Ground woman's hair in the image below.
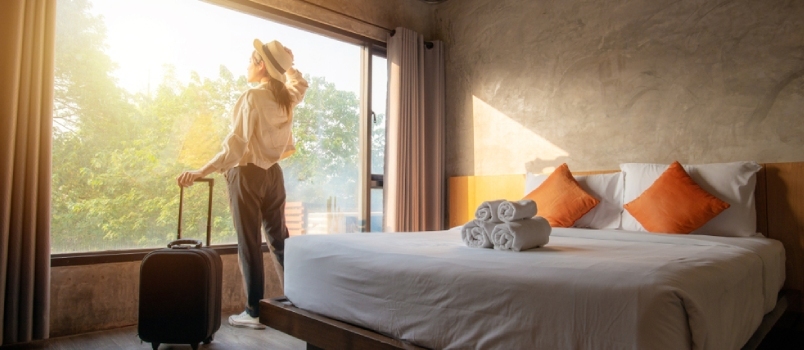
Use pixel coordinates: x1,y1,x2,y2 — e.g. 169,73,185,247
268,78,293,115
253,52,293,114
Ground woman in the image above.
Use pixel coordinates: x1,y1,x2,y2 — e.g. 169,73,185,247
177,39,308,329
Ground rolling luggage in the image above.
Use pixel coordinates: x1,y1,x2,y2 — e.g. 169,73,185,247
138,178,222,350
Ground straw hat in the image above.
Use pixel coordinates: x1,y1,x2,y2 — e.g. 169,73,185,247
253,39,293,83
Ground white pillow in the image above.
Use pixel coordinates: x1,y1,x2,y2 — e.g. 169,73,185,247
525,172,623,229
620,161,762,237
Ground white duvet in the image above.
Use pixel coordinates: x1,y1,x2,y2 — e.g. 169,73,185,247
284,228,785,350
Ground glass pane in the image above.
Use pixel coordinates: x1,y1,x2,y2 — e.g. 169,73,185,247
370,54,388,232
52,0,363,253
289,43,361,235
371,55,388,175
370,188,384,232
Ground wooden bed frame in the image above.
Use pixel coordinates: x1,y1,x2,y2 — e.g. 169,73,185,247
260,161,804,349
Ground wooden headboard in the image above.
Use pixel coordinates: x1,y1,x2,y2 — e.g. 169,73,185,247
447,162,804,312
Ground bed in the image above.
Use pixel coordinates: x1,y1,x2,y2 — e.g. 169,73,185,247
260,161,804,350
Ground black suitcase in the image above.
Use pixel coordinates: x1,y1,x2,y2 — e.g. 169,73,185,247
138,178,222,350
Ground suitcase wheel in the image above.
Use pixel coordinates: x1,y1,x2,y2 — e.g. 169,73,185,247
191,343,199,350
151,342,160,350
203,334,214,344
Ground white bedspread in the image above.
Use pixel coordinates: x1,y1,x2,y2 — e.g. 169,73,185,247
284,228,785,350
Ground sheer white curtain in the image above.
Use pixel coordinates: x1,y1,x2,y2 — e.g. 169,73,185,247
384,27,445,232
1,0,55,345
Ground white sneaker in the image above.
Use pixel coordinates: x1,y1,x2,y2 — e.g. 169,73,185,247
228,311,266,329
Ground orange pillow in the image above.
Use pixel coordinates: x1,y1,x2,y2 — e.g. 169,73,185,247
523,163,600,227
624,161,730,234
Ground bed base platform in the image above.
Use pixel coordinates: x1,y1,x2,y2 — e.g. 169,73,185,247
261,292,791,350
259,297,427,350
742,290,791,350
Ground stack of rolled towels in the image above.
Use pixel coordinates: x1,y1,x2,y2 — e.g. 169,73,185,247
461,199,551,251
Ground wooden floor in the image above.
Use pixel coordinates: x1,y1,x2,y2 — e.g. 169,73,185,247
0,311,306,350
2,311,804,350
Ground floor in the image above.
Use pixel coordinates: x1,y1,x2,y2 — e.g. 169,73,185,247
757,311,804,350
2,312,803,350
0,311,305,350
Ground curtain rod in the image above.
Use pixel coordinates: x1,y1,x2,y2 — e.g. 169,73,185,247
389,29,434,49
296,0,393,32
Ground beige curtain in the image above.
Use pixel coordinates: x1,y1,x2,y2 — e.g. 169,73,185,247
385,27,445,232
1,0,55,345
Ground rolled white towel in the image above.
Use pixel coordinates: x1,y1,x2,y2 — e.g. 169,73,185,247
491,216,552,251
475,199,506,222
497,199,537,222
461,220,496,248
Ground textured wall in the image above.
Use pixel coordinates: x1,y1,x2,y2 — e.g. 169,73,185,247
50,252,282,337
434,0,804,175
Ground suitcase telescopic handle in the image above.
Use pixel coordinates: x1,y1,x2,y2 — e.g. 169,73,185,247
168,239,203,249
177,178,214,247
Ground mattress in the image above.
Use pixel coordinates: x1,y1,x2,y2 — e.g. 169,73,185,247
284,227,785,350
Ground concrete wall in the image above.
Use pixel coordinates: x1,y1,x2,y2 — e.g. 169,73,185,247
50,252,282,337
433,0,804,176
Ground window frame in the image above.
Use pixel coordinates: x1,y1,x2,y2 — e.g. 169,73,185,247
50,0,389,265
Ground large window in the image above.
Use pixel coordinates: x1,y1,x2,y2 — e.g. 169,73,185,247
52,0,386,253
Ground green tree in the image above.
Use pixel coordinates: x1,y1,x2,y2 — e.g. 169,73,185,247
51,0,143,251
51,0,243,251
284,76,361,212
51,0,372,252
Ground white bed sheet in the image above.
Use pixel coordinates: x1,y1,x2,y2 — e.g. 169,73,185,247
284,227,785,350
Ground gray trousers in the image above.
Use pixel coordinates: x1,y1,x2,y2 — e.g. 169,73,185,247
226,163,288,317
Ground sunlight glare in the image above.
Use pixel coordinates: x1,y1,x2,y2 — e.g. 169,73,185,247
108,16,174,93
88,0,361,96
472,95,568,175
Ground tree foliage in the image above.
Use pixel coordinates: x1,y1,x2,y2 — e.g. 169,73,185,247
51,0,379,252
284,76,360,212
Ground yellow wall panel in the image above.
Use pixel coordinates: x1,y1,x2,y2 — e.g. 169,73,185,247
448,174,525,227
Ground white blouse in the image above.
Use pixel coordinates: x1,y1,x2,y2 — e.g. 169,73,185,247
205,68,308,172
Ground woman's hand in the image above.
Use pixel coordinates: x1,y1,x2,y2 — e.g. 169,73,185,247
284,47,294,64
177,170,203,187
